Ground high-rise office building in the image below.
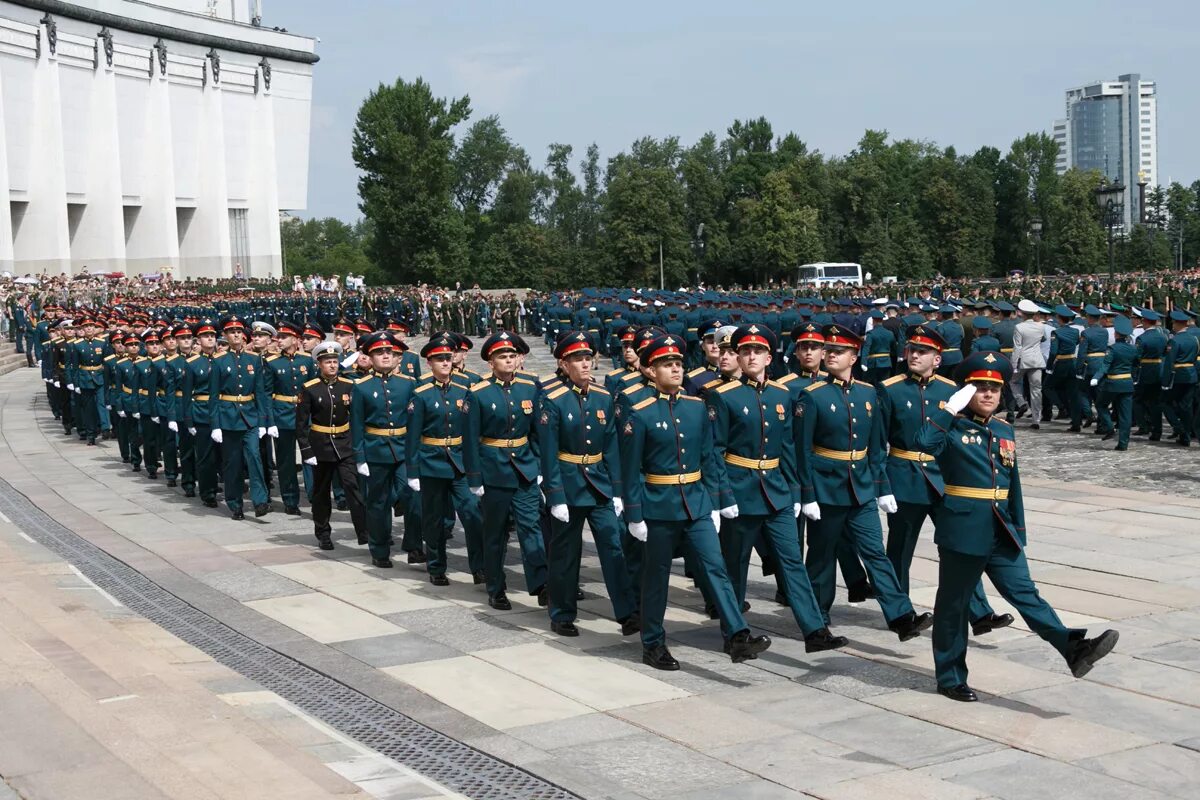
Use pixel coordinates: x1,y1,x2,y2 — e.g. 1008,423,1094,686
1052,74,1157,230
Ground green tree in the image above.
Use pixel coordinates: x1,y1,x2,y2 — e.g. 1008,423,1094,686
352,77,471,283
729,170,822,284
602,137,689,287
1045,168,1107,274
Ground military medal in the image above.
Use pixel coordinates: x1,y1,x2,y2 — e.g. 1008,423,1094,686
775,403,785,420
595,408,605,422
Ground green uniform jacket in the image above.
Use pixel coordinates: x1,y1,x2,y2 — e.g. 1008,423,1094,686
706,376,798,515
464,376,540,489
263,352,316,429
538,381,620,509
405,379,470,479
1092,342,1137,393
180,354,217,428
877,373,958,505
796,376,890,506
916,409,1026,556
1162,334,1199,387
351,371,416,465
1134,329,1167,385
210,350,268,430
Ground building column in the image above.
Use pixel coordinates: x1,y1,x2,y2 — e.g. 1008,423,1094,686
0,64,14,275
178,65,231,279
125,54,179,279
70,40,126,274
16,19,71,274
245,73,281,278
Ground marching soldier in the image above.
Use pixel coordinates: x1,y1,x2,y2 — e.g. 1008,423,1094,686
876,324,1011,636
1162,310,1198,447
181,320,221,508
263,320,316,515
1048,306,1083,430
916,351,1118,701
795,324,932,640
464,332,549,610
210,316,271,520
1090,316,1136,450
707,325,848,653
167,325,195,495
1133,310,1167,439
406,333,485,583
298,342,368,549
115,332,142,472
621,333,772,669
540,332,639,637
72,317,108,446
350,332,418,567
682,319,725,396
134,329,165,480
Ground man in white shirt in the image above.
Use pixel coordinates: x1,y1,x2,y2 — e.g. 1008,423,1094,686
1011,299,1050,429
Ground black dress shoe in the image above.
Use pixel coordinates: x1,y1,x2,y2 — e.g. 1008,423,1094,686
254,503,272,517
146,471,158,480
184,488,196,498
166,478,177,487
371,557,394,569
356,533,368,545
1016,405,1029,419
741,600,751,613
619,613,641,636
87,439,96,446
488,593,512,611
938,683,978,702
847,581,876,604
1030,423,1040,430
1114,444,1127,451
642,644,679,671
805,628,849,653
551,621,579,637
775,590,789,606
285,505,301,516
1067,426,1082,432
1082,416,1094,429
335,499,348,511
705,602,720,620
472,571,487,585
536,586,549,607
726,630,771,663
407,550,428,564
972,612,1015,636
317,538,335,551
889,611,935,641
1148,434,1161,441
1068,629,1119,678
1101,431,1114,441
429,573,449,586
202,498,218,508
576,588,585,600
231,510,245,521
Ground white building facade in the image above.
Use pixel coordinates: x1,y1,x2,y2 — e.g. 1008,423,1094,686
0,0,316,279
1052,73,1157,230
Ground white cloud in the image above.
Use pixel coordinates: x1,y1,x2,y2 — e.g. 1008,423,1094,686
448,46,535,110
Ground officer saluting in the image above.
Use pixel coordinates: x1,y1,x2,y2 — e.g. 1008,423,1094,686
464,332,549,610
917,351,1119,702
621,333,772,670
298,341,367,550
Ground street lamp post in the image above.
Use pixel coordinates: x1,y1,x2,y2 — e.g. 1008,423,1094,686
1028,218,1043,276
1095,180,1125,281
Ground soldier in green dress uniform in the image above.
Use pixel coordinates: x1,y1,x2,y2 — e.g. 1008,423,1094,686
916,351,1118,702
263,320,316,515
209,316,271,520
1091,316,1137,450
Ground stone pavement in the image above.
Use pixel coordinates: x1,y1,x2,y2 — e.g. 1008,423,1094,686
2,341,1200,800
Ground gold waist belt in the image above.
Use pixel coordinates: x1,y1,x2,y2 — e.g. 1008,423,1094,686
272,394,299,403
645,470,702,486
944,485,1009,500
421,435,462,446
219,394,254,403
812,445,867,461
311,423,350,434
481,436,528,448
367,426,408,437
889,448,934,462
558,451,602,464
723,453,780,470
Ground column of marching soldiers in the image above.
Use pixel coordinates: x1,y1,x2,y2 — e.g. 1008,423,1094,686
50,299,1200,704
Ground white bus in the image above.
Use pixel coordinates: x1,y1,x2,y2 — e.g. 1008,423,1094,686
796,262,865,286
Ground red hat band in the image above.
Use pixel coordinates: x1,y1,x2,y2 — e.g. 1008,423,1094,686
908,334,942,351
333,323,355,335
196,324,217,336
485,342,518,359
737,334,771,349
796,331,824,343
647,344,683,363
302,326,323,338
826,333,858,347
365,338,395,353
966,369,1004,384
558,340,592,358
424,344,454,358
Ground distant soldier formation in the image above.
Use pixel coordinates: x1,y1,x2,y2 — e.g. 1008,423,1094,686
19,271,1200,701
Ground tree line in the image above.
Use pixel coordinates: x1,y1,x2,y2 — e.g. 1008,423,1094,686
282,76,1200,289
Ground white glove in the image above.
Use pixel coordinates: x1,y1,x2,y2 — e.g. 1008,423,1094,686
257,427,267,439
340,352,358,369
132,412,141,419
105,405,112,411
794,502,802,518
859,362,868,372
407,478,420,492
470,485,484,497
628,520,648,541
211,429,223,443
802,502,821,521
67,383,74,391
550,504,569,522
117,410,126,418
878,494,898,514
357,463,370,476
151,416,159,424
188,427,197,435
168,421,178,433
1089,378,1099,387
304,457,317,466
945,384,977,414
719,505,739,519
710,510,721,529
54,381,60,387
536,474,543,485
267,425,279,438
613,497,624,517
74,386,81,394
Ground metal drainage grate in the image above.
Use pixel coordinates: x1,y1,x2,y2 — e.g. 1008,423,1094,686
0,478,580,800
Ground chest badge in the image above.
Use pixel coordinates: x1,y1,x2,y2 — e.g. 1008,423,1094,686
742,406,749,415
865,401,872,417
775,403,785,420
906,400,912,409
830,403,837,412
246,365,254,374
567,412,573,422
521,400,533,415
999,438,1016,467
342,394,350,404
595,408,605,422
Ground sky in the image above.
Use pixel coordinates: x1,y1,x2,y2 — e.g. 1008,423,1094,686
275,0,1200,221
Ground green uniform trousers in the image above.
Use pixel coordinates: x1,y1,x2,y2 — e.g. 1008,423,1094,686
887,501,996,622
725,511,826,636
221,429,268,513
363,461,402,560
419,476,483,577
1097,392,1132,448
806,501,913,625
273,429,300,507
934,539,1082,689
642,516,745,648
192,424,219,503
480,483,547,597
547,504,634,624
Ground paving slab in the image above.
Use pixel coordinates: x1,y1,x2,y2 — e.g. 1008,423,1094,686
244,592,406,643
